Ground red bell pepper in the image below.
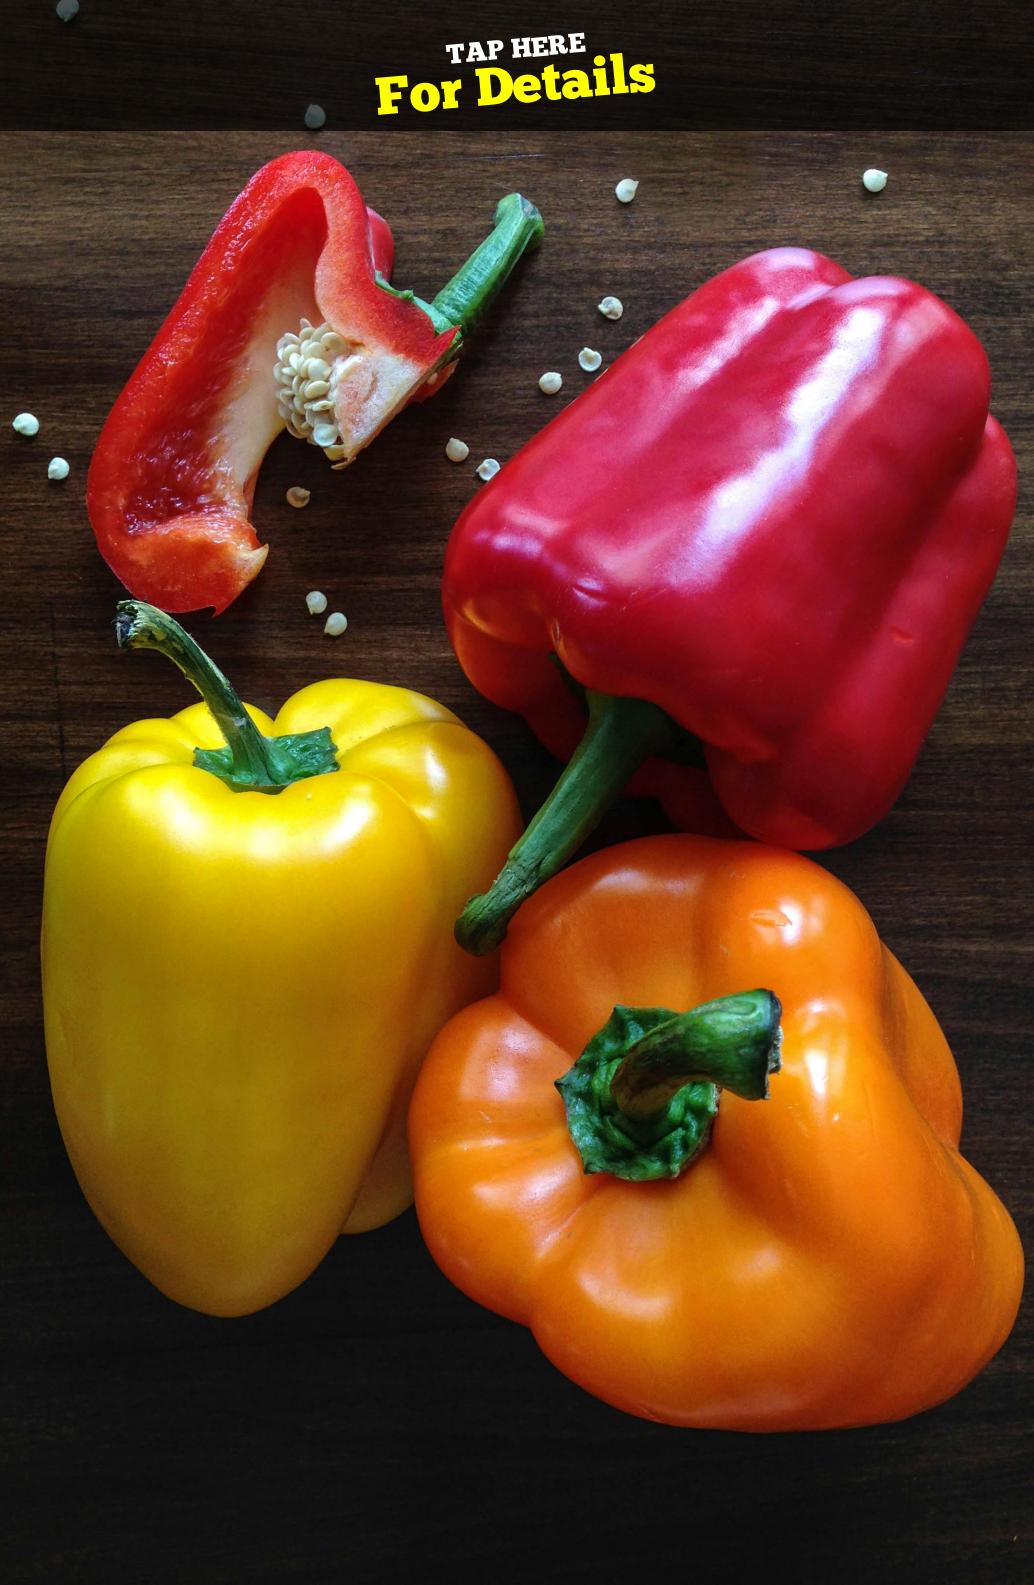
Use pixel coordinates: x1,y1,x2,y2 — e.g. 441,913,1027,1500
446,247,1016,953
87,152,542,613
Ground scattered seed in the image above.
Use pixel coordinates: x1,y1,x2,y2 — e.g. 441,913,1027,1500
476,458,501,482
578,348,603,373
445,437,470,463
324,611,348,636
47,457,70,481
538,372,563,395
862,168,888,193
12,412,39,437
598,296,623,320
304,104,327,130
286,486,311,508
56,0,79,20
306,590,328,615
615,178,639,204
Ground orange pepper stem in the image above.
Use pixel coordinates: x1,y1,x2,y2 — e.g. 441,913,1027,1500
456,689,685,955
556,991,782,1181
114,600,338,795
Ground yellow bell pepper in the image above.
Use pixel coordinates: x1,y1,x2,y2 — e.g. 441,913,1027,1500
41,601,521,1317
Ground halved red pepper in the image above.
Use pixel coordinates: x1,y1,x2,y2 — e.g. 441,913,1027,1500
446,247,1017,953
87,152,542,613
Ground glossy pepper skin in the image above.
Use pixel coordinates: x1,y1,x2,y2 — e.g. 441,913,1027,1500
41,606,521,1316
88,152,542,614
410,835,1024,1431
444,247,1016,853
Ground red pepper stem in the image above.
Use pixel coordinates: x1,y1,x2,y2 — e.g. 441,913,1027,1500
455,690,681,955
114,601,338,794
431,194,543,345
379,193,544,347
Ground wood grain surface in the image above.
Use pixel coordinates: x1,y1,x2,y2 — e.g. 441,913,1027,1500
1,132,1031,1583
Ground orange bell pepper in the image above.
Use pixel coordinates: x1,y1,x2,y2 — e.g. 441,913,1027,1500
409,835,1023,1431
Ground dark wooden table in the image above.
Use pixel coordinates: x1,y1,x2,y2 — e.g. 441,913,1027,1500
2,132,1031,1583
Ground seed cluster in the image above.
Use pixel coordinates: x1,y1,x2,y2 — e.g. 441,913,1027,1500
275,320,352,467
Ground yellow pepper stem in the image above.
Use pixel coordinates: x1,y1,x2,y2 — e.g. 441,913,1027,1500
114,600,338,794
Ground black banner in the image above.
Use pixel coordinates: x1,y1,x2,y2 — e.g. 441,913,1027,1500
2,0,1032,129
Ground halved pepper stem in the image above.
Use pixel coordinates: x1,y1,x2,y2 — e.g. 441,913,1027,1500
556,991,782,1181
456,689,687,955
115,600,338,794
378,192,544,349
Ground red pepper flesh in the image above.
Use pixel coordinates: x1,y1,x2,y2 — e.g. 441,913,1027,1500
445,247,1016,855
88,153,542,613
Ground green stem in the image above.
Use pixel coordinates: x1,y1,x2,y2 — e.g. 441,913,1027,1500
611,992,783,1118
431,193,543,343
377,192,543,350
556,991,782,1182
114,601,338,794
456,690,684,956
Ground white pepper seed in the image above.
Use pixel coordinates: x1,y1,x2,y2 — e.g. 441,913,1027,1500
475,458,501,482
47,457,70,481
615,178,639,203
304,104,327,130
598,296,624,320
862,168,888,193
578,347,603,373
56,0,79,20
324,611,348,636
12,412,39,437
538,372,563,395
305,590,328,615
445,437,470,463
